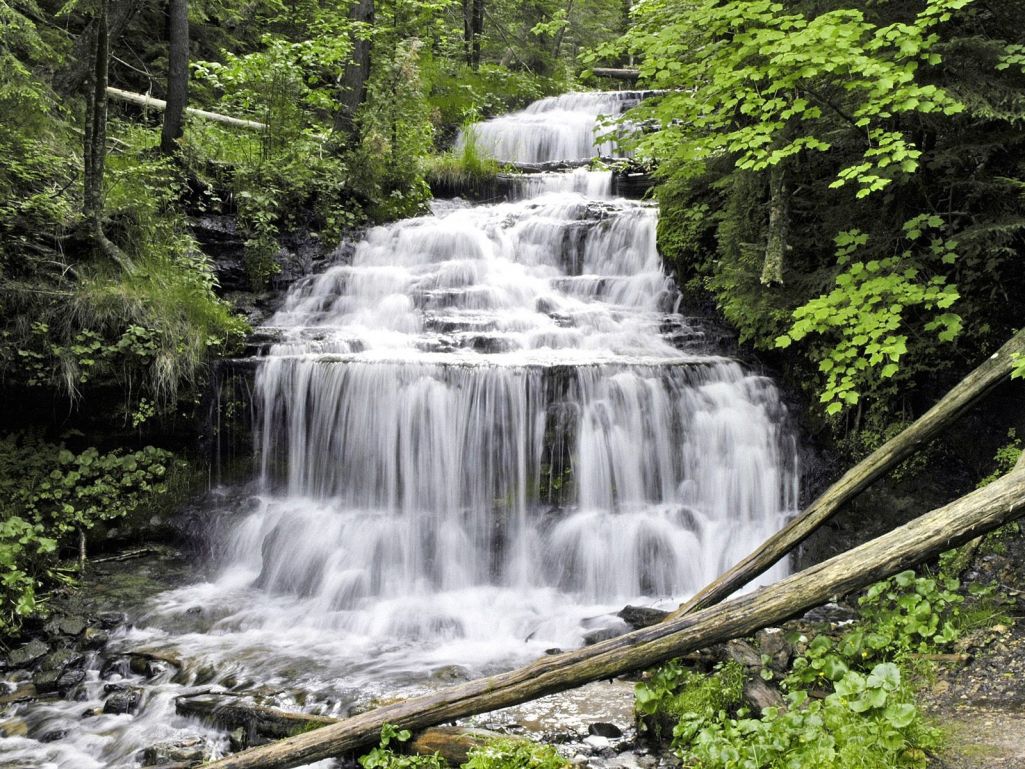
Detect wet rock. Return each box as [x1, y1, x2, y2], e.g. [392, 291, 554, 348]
[583, 627, 624, 645]
[57, 668, 87, 693]
[431, 664, 470, 682]
[141, 736, 208, 766]
[754, 627, 791, 672]
[39, 649, 84, 673]
[0, 682, 37, 706]
[0, 719, 29, 737]
[103, 686, 143, 714]
[584, 735, 611, 750]
[81, 627, 110, 649]
[588, 722, 623, 738]
[7, 639, 49, 669]
[743, 678, 785, 713]
[37, 727, 70, 743]
[229, 726, 247, 752]
[802, 602, 857, 624]
[31, 670, 62, 693]
[97, 611, 128, 629]
[617, 606, 668, 630]
[723, 639, 762, 669]
[43, 613, 88, 637]
[100, 656, 132, 679]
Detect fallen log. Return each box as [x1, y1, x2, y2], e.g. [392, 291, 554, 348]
[590, 68, 641, 81]
[667, 328, 1025, 620]
[105, 87, 267, 131]
[176, 692, 520, 764]
[201, 466, 1025, 769]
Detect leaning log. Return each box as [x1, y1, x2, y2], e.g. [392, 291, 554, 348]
[201, 466, 1025, 769]
[667, 328, 1025, 620]
[105, 87, 266, 131]
[590, 68, 641, 81]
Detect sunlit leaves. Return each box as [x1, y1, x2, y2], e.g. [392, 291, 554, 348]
[776, 222, 962, 414]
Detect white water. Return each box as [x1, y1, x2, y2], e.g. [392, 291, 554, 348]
[1, 92, 798, 768]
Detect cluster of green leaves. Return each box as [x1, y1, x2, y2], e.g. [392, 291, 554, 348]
[597, 0, 970, 196]
[358, 725, 569, 769]
[676, 664, 936, 769]
[637, 567, 989, 769]
[776, 220, 961, 414]
[0, 433, 173, 633]
[635, 660, 745, 740]
[594, 0, 1025, 434]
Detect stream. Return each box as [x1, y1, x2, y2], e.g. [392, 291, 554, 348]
[1, 91, 799, 769]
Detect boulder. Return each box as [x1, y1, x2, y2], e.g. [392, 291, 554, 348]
[103, 686, 143, 715]
[7, 639, 49, 669]
[617, 606, 668, 630]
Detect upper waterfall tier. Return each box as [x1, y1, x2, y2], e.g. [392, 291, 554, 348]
[458, 91, 646, 164]
[263, 195, 690, 366]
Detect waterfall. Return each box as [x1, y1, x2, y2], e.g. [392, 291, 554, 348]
[0, 92, 800, 769]
[238, 93, 800, 658]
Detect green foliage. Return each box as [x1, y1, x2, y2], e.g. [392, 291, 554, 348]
[775, 222, 961, 414]
[598, 0, 970, 195]
[462, 739, 569, 769]
[596, 0, 1025, 431]
[675, 665, 937, 769]
[0, 433, 174, 634]
[635, 566, 997, 769]
[636, 660, 745, 727]
[358, 724, 446, 769]
[358, 726, 569, 769]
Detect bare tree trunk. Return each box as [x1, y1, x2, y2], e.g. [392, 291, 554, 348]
[666, 327, 1025, 620]
[160, 0, 190, 154]
[83, 0, 110, 226]
[55, 0, 140, 95]
[335, 0, 374, 137]
[81, 0, 132, 269]
[462, 0, 483, 68]
[201, 466, 1025, 769]
[760, 163, 787, 286]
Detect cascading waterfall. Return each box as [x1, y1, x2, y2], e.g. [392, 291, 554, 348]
[0, 91, 799, 769]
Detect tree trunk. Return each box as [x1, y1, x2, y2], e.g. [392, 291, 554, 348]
[54, 0, 140, 96]
[200, 466, 1025, 769]
[160, 0, 190, 154]
[83, 0, 110, 226]
[666, 327, 1025, 620]
[335, 0, 374, 137]
[590, 68, 639, 81]
[462, 0, 483, 68]
[760, 163, 787, 286]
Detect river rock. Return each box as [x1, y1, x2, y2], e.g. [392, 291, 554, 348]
[7, 639, 49, 669]
[57, 668, 87, 694]
[0, 719, 29, 737]
[754, 627, 791, 672]
[617, 606, 668, 630]
[100, 656, 132, 679]
[81, 627, 110, 649]
[97, 611, 128, 629]
[723, 639, 762, 669]
[0, 682, 37, 706]
[39, 649, 84, 673]
[32, 669, 61, 693]
[588, 722, 623, 738]
[141, 736, 208, 766]
[583, 627, 624, 645]
[103, 686, 143, 714]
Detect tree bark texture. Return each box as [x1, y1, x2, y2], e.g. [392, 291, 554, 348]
[160, 0, 190, 153]
[335, 0, 374, 137]
[200, 465, 1025, 769]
